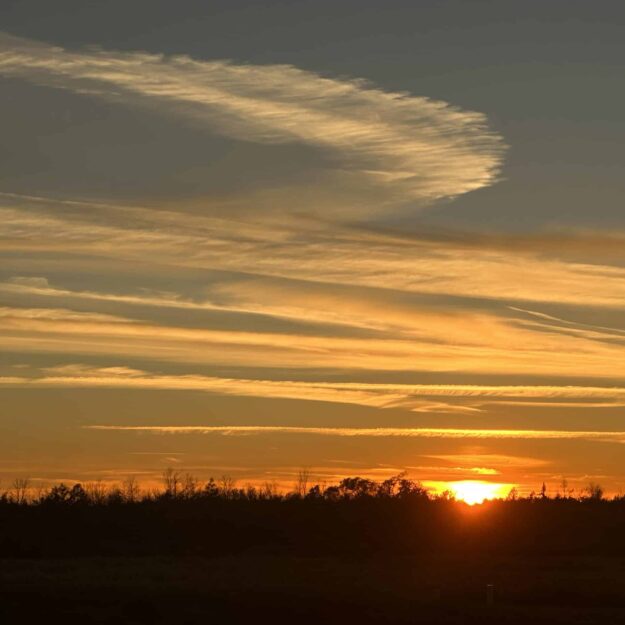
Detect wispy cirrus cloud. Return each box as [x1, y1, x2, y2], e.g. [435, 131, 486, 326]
[3, 197, 625, 311]
[83, 424, 625, 444]
[2, 301, 625, 376]
[4, 364, 625, 414]
[0, 32, 505, 214]
[424, 454, 551, 470]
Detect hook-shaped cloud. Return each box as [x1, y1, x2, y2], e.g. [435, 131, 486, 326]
[0, 32, 506, 212]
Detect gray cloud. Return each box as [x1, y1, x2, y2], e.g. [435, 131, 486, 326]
[0, 32, 505, 216]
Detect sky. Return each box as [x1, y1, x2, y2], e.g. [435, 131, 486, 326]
[1, 0, 625, 497]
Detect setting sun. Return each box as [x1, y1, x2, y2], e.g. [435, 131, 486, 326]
[448, 481, 511, 505]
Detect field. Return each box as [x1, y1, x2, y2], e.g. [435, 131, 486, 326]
[2, 554, 625, 624]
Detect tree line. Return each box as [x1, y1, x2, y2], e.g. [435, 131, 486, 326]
[0, 470, 612, 506]
[1, 470, 624, 559]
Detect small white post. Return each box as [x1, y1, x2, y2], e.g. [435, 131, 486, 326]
[486, 583, 495, 606]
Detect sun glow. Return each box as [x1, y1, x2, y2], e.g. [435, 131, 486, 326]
[448, 480, 511, 505]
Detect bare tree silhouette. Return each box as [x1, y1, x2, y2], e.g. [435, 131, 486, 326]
[162, 468, 181, 498]
[12, 477, 30, 504]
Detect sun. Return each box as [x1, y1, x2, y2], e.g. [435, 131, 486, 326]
[449, 480, 508, 505]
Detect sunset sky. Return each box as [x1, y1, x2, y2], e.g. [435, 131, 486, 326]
[2, 0, 625, 497]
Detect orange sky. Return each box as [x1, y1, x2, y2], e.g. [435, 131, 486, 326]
[1, 4, 625, 497]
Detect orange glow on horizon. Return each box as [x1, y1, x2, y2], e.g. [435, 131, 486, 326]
[427, 480, 513, 505]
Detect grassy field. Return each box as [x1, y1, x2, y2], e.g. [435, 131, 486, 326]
[2, 554, 625, 623]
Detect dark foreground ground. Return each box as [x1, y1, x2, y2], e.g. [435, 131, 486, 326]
[3, 485, 625, 622]
[2, 554, 625, 624]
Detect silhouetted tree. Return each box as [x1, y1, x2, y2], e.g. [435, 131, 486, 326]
[220, 475, 236, 499]
[397, 477, 428, 500]
[305, 484, 323, 499]
[121, 477, 140, 502]
[294, 469, 310, 498]
[506, 487, 519, 501]
[162, 468, 181, 498]
[42, 483, 89, 505]
[584, 482, 604, 501]
[12, 478, 30, 504]
[203, 478, 219, 498]
[338, 477, 378, 498]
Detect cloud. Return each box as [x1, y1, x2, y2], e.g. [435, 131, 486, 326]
[6, 276, 50, 288]
[0, 305, 128, 323]
[2, 294, 625, 377]
[0, 32, 505, 215]
[3, 197, 625, 312]
[4, 364, 625, 414]
[425, 454, 550, 469]
[0, 298, 623, 377]
[83, 424, 625, 444]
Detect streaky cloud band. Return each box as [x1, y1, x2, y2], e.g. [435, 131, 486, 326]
[83, 425, 625, 443]
[3, 366, 625, 416]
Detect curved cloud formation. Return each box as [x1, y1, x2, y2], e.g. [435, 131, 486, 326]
[0, 32, 505, 212]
